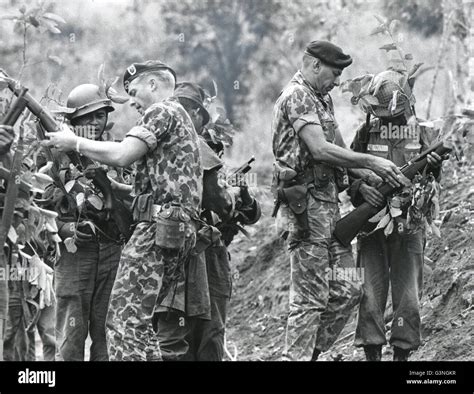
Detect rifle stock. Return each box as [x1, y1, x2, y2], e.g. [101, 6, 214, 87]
[333, 141, 452, 247]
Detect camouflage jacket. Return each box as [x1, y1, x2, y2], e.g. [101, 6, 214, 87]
[271, 70, 341, 203]
[131, 97, 203, 314]
[126, 97, 202, 216]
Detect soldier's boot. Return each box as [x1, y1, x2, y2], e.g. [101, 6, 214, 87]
[311, 348, 321, 361]
[393, 346, 410, 361]
[363, 345, 382, 361]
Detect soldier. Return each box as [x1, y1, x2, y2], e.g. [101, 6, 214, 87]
[46, 83, 123, 361]
[348, 70, 443, 361]
[271, 40, 406, 361]
[45, 60, 203, 361]
[156, 82, 261, 361]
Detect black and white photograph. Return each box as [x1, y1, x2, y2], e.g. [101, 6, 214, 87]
[0, 0, 472, 392]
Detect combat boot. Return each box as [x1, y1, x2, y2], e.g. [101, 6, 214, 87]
[363, 345, 382, 361]
[393, 346, 410, 361]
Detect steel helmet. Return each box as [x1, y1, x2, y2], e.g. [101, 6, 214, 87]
[66, 84, 114, 120]
[368, 70, 414, 118]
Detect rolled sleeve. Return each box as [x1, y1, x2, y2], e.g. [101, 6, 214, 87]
[285, 88, 321, 135]
[292, 114, 321, 135]
[126, 126, 157, 151]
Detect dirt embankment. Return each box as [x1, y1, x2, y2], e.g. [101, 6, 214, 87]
[225, 164, 473, 361]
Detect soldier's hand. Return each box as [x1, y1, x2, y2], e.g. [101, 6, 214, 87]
[239, 185, 253, 206]
[427, 152, 445, 168]
[360, 183, 385, 207]
[0, 125, 14, 155]
[368, 156, 404, 188]
[364, 171, 383, 187]
[44, 123, 77, 152]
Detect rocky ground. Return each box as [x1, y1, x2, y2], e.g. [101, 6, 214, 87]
[225, 163, 473, 361]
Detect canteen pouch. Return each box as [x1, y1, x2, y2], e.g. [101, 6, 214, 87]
[131, 193, 153, 222]
[155, 203, 191, 249]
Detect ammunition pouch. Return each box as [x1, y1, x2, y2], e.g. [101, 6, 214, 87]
[310, 163, 332, 188]
[131, 193, 154, 222]
[305, 163, 348, 193]
[154, 203, 192, 250]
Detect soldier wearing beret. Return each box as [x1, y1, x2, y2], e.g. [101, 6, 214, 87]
[45, 60, 203, 361]
[271, 40, 405, 360]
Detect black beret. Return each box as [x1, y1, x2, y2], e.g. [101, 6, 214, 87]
[174, 82, 210, 126]
[305, 40, 352, 69]
[123, 60, 176, 93]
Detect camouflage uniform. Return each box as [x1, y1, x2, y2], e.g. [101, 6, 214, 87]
[106, 97, 202, 361]
[272, 71, 361, 361]
[349, 118, 439, 351]
[156, 136, 261, 361]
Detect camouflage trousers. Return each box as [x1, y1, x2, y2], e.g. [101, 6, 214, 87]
[106, 222, 195, 361]
[282, 194, 362, 361]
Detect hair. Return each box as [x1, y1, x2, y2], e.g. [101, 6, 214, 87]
[137, 69, 176, 90]
[302, 53, 320, 69]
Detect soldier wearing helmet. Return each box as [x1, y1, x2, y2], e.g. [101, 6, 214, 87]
[66, 83, 114, 141]
[51, 83, 124, 361]
[348, 69, 444, 361]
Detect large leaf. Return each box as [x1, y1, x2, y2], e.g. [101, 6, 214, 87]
[379, 43, 398, 52]
[42, 12, 66, 25]
[76, 192, 85, 207]
[431, 222, 441, 238]
[370, 24, 388, 36]
[408, 62, 424, 78]
[384, 219, 394, 236]
[0, 15, 20, 21]
[374, 213, 391, 231]
[48, 55, 63, 66]
[389, 19, 401, 34]
[64, 237, 77, 253]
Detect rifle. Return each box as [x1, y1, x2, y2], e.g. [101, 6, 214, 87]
[227, 156, 255, 186]
[83, 166, 133, 242]
[0, 71, 77, 207]
[0, 87, 29, 361]
[333, 141, 452, 247]
[1, 71, 132, 240]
